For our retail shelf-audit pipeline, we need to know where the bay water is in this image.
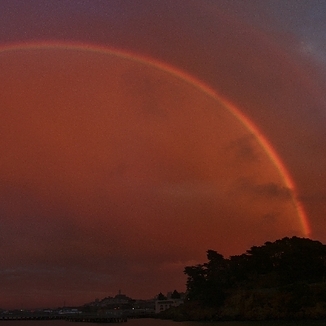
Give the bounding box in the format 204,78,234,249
1,319,326,326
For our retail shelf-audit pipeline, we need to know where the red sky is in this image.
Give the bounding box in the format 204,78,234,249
0,0,325,309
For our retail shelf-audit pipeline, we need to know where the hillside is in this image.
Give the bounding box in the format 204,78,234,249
160,237,326,321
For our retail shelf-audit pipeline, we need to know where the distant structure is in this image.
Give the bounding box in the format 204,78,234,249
100,291,131,307
83,290,184,314
84,291,135,311
155,298,183,314
155,291,185,313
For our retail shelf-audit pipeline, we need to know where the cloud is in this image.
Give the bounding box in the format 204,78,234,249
237,179,292,201
226,134,259,162
251,183,292,200
300,192,326,203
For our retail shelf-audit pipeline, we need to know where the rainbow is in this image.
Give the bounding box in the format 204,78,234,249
0,41,311,236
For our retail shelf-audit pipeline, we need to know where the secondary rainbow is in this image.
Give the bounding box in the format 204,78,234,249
0,41,311,236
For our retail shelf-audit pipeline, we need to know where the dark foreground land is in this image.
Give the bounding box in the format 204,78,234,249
0,313,127,323
161,237,326,321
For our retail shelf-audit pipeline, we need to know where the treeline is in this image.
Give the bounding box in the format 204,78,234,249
162,237,326,320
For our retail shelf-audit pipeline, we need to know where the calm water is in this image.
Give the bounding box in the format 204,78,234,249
1,319,326,326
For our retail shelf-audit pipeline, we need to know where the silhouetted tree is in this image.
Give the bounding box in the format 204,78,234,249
184,250,229,306
157,292,167,300
184,264,206,302
184,237,326,308
171,290,181,299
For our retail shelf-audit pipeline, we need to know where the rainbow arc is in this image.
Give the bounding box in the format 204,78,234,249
0,41,311,237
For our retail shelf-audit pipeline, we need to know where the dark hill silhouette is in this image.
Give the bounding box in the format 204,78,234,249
161,237,326,321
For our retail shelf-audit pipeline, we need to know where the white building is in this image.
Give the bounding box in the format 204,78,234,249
155,299,183,314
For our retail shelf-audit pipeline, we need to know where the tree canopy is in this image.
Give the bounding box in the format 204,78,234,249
184,237,326,307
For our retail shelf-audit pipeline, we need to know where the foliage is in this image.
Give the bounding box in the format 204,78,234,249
171,290,181,299
183,236,326,314
157,292,167,300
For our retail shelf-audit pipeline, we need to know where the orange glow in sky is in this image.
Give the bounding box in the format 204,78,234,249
0,43,311,308
0,0,325,310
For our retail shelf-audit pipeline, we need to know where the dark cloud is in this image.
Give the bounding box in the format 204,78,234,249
251,183,292,200
226,134,259,162
236,179,292,201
